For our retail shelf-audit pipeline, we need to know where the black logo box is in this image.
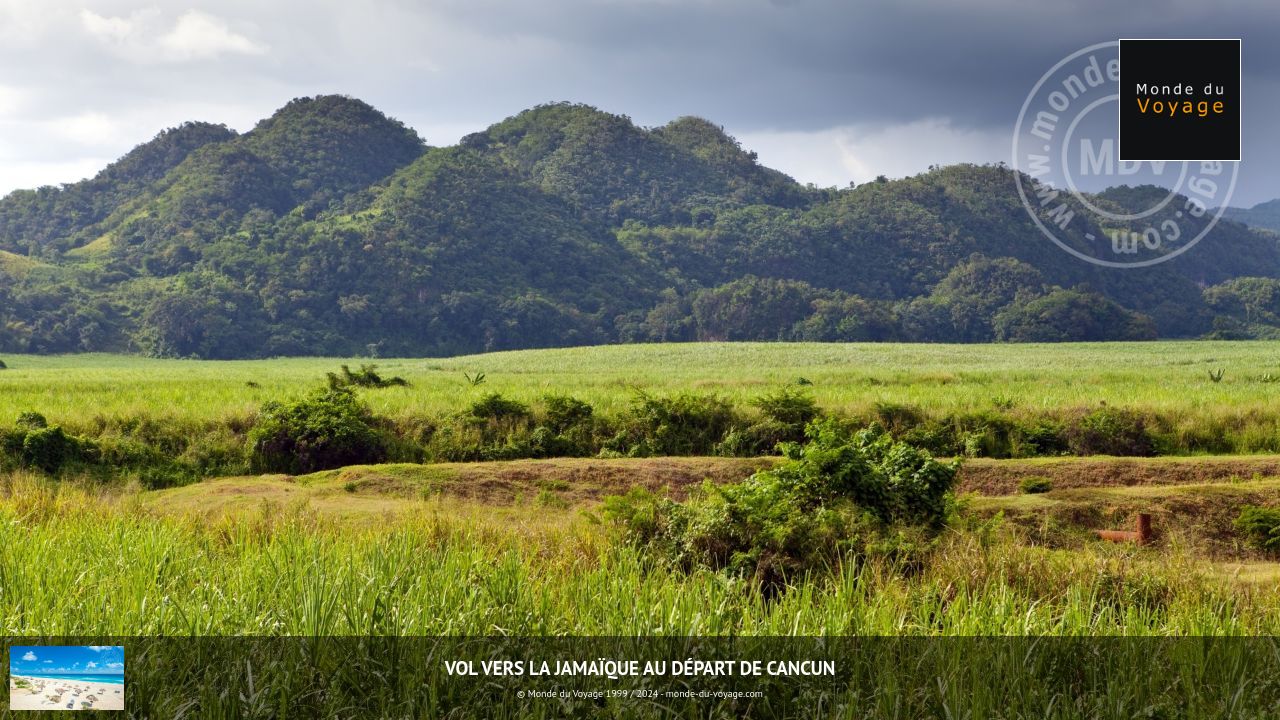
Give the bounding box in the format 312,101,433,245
1119,39,1241,162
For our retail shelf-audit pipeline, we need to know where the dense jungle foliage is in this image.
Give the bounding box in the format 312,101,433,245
3,96,1280,357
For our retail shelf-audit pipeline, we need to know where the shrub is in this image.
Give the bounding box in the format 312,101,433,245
872,402,925,434
16,411,47,430
1017,418,1067,456
2,412,97,475
326,364,408,390
542,395,593,434
468,393,531,422
21,426,94,474
1064,406,1155,456
752,387,819,428
429,410,558,463
952,412,1018,458
523,426,576,459
716,419,796,457
0,427,24,465
718,387,822,455
1234,506,1280,555
900,421,960,456
604,420,959,592
1019,476,1053,494
249,389,389,474
608,392,739,457
422,394,539,462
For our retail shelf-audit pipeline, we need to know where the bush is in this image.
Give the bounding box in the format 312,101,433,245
718,387,822,455
427,395,599,462
22,426,71,473
2,412,96,475
21,425,95,474
1064,406,1155,456
900,421,960,456
0,427,23,464
16,411,47,430
952,411,1018,458
468,393,531,422
541,396,600,457
420,394,539,462
326,364,408,390
872,402,925,434
249,389,390,474
1234,506,1280,555
542,395,593,434
497,425,577,460
1017,418,1068,456
133,464,201,490
716,419,796,457
604,420,959,592
752,387,819,428
1019,476,1053,494
607,392,740,457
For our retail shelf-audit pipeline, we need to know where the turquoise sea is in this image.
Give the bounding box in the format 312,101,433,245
11,672,124,685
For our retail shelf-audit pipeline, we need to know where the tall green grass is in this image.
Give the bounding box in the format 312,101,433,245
1,474,1275,637
6,343,1280,464
2,341,1280,425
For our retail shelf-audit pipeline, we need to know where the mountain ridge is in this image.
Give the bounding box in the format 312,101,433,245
1222,198,1280,234
1,95,1278,357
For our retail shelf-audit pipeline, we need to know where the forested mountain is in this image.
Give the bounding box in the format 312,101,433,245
2,96,1279,357
1223,199,1280,234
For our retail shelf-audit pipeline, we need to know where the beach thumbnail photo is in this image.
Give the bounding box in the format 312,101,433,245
8,646,124,711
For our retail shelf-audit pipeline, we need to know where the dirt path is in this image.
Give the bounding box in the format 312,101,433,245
958,455,1280,495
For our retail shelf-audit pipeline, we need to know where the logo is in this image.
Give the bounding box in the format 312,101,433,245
1119,39,1241,161
1012,41,1238,268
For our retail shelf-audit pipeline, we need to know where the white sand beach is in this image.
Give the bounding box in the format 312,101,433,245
9,675,124,711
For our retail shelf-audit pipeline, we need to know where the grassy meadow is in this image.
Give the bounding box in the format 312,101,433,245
4,341,1280,427
1,471,1277,638
6,469,1278,717
1,342,1279,646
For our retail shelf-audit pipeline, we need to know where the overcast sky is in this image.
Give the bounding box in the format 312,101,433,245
1,0,1277,206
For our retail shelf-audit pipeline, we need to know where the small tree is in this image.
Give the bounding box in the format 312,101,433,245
605,420,959,592
1235,506,1280,555
249,389,389,474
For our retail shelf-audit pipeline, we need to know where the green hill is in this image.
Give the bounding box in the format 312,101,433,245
1222,199,1280,234
465,104,813,225
2,96,1279,357
0,121,236,255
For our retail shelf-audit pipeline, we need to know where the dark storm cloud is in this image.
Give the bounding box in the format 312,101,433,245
408,0,1280,130
1,0,1276,203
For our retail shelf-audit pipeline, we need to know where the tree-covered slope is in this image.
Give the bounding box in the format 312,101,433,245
2,96,1279,357
0,122,237,255
180,147,664,357
87,95,425,273
1222,199,1280,234
465,103,815,225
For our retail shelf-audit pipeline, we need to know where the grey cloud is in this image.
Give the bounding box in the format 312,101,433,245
0,0,1275,203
